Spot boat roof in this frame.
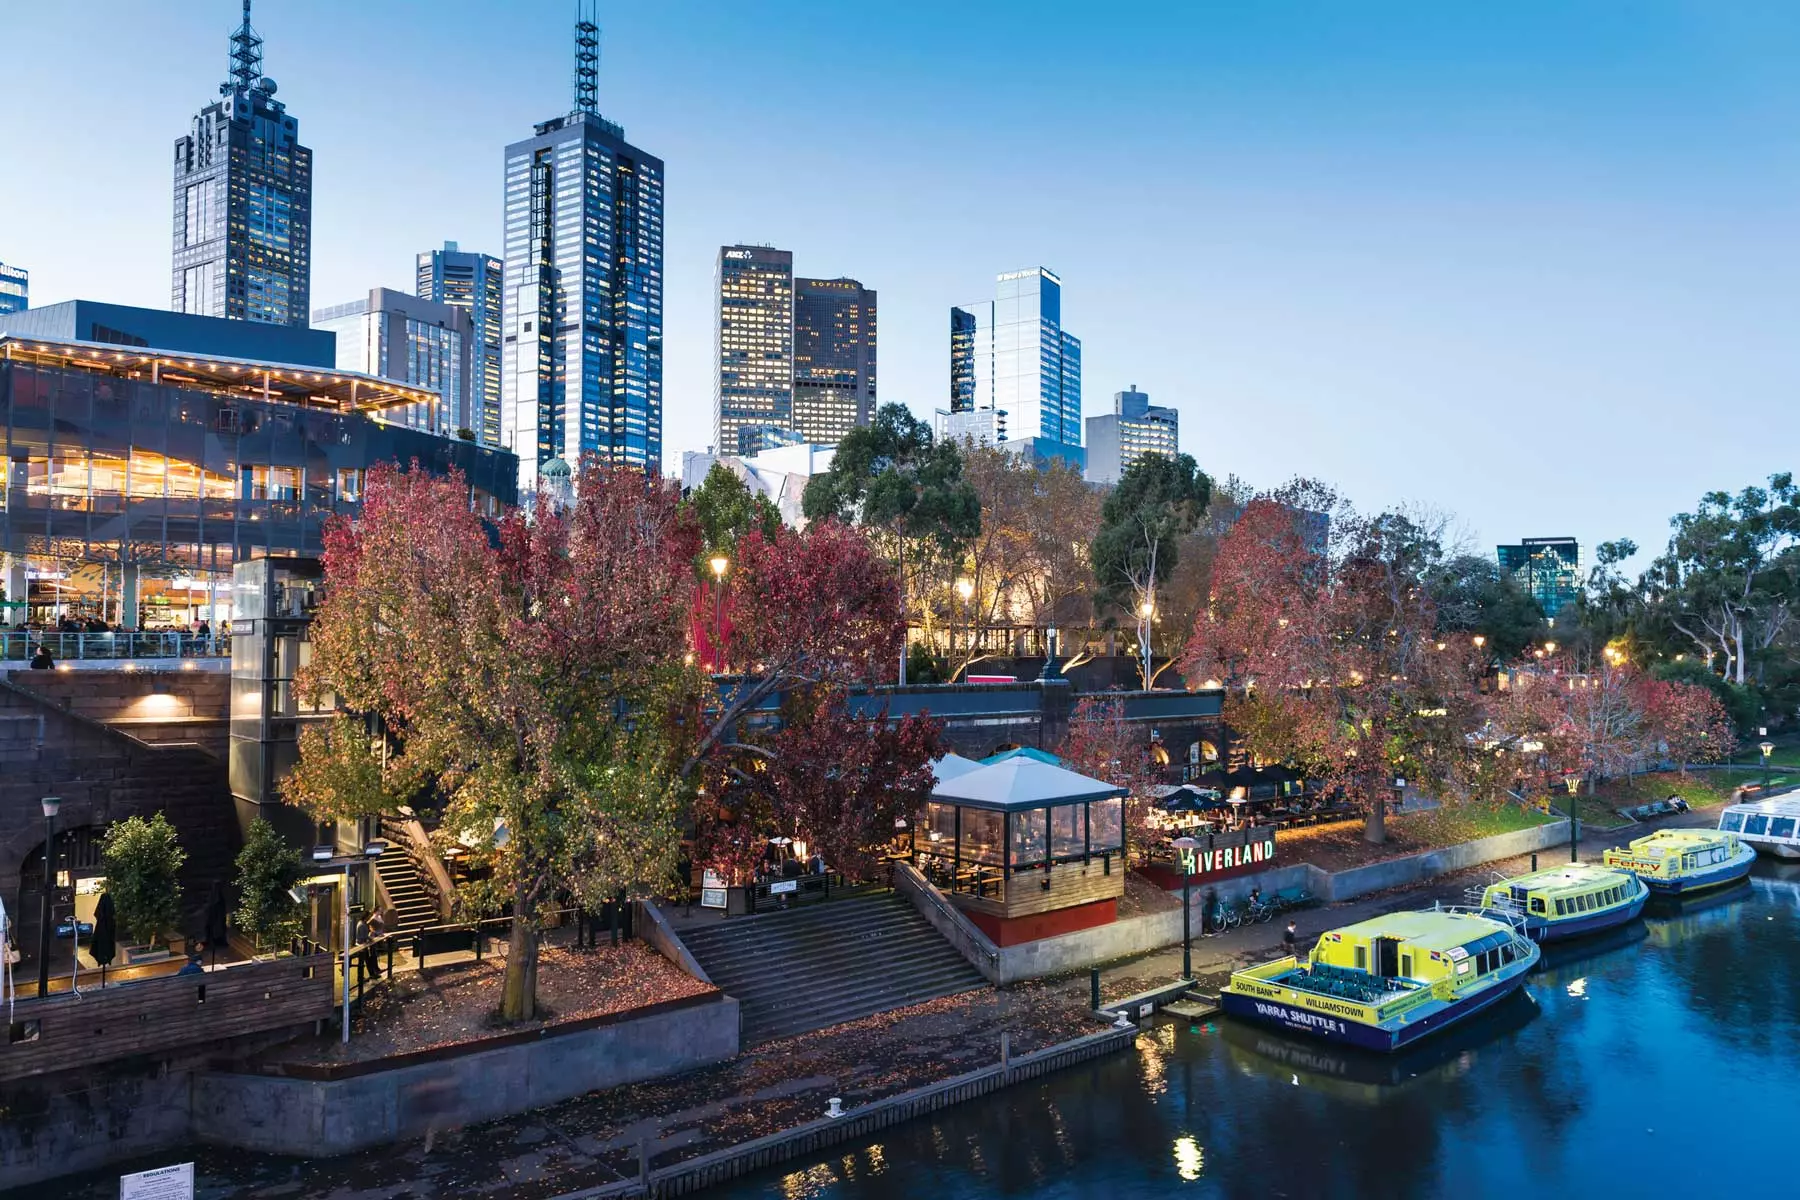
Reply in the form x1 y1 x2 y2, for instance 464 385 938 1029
1327 909 1510 951
1629 828 1735 851
1497 863 1634 893
1724 795 1800 817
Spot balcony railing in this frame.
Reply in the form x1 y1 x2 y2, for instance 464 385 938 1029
0 630 228 662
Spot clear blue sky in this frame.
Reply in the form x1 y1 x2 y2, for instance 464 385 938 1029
5 1 1798 569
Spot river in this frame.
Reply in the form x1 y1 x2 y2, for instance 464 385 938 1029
710 862 1800 1200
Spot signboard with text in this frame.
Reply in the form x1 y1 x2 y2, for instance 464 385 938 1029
120 1162 194 1200
1177 827 1278 882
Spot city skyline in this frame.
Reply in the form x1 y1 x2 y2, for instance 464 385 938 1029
4 1 1798 569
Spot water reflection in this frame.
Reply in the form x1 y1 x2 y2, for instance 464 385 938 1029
715 868 1800 1199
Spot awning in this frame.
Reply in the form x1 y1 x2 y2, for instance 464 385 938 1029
930 756 1127 812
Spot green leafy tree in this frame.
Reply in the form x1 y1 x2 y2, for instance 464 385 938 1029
1427 554 1545 664
802 404 980 647
686 462 780 562
1091 453 1211 685
101 813 187 948
232 818 306 952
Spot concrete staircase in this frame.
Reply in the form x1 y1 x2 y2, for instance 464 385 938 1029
674 891 988 1044
373 847 439 932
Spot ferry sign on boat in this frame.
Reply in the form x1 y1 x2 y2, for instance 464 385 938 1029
1475 863 1648 942
1602 828 1756 895
1220 909 1539 1053
1718 795 1800 859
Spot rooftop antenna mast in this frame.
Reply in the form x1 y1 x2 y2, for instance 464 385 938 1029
227 0 264 94
574 0 600 115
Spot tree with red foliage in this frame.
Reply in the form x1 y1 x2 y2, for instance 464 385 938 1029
1057 696 1162 860
286 461 701 1022
1182 497 1487 843
1645 676 1738 772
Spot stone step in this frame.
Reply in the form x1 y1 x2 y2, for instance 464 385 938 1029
708 940 974 1004
692 928 966 980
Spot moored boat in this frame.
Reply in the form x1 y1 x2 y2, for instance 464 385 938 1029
1718 796 1800 859
1220 909 1539 1053
1602 828 1755 895
1474 863 1648 942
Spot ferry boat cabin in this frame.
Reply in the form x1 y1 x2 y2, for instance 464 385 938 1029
1478 864 1648 941
1719 796 1800 859
1602 828 1756 895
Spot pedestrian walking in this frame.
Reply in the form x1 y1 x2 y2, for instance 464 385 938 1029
1283 920 1299 952
356 910 386 981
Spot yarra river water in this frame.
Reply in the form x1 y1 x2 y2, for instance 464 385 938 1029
715 863 1800 1200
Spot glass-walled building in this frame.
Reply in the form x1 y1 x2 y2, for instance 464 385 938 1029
1497 537 1581 618
714 246 794 455
417 242 503 446
313 288 475 442
0 262 27 316
947 267 1082 470
0 335 517 620
792 276 876 446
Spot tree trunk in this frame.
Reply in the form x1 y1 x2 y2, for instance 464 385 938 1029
1364 796 1387 844
500 888 538 1023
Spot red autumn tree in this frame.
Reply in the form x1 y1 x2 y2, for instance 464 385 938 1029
1182 498 1487 843
286 461 702 1022
1057 695 1163 860
1644 677 1737 772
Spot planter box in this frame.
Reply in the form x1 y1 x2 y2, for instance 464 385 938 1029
121 944 172 966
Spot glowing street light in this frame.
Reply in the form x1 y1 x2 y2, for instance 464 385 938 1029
709 554 730 673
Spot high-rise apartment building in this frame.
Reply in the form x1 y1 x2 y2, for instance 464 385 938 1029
1085 386 1179 485
502 7 664 494
714 246 794 455
792 276 876 446
947 268 1082 468
0 262 26 316
171 1 312 327
418 242 503 447
313 289 474 440
1497 537 1582 618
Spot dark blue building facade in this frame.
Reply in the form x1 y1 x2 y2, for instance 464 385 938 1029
0 300 335 368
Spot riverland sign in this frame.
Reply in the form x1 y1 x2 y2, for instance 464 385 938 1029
1178 827 1278 881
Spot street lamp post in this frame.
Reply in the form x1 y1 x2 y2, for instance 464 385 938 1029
1565 776 1582 862
37 796 60 996
1171 836 1199 980
955 577 974 677
315 841 388 1045
1138 598 1156 689
709 554 730 673
1760 737 1775 793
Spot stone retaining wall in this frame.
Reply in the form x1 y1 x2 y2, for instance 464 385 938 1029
191 992 740 1156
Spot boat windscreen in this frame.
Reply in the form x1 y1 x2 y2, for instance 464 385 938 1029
1720 811 1746 831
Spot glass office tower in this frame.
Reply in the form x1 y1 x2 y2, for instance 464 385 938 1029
312 289 475 441
714 246 794 455
502 12 663 496
0 263 26 316
792 276 876 446
171 1 312 327
1497 538 1582 618
948 267 1082 467
417 242 503 447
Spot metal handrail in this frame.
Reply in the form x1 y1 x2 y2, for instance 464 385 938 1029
0 630 229 662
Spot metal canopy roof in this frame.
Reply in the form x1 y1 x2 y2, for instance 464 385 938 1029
930 753 986 786
0 335 440 416
929 756 1127 812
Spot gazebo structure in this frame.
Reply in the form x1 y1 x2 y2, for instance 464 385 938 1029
915 754 1127 945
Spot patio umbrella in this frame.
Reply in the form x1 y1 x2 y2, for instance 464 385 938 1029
90 892 117 986
205 882 230 966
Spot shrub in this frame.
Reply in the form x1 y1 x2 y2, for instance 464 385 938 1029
101 813 187 947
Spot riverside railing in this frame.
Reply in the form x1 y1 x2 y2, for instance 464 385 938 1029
0 630 228 662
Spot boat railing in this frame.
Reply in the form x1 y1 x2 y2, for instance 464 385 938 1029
1432 900 1530 936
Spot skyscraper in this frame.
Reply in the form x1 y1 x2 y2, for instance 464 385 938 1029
792 276 876 445
0 262 25 316
1497 537 1582 617
502 4 664 494
418 242 503 447
714 246 794 455
947 267 1082 469
312 289 475 440
171 1 312 327
1085 386 1179 485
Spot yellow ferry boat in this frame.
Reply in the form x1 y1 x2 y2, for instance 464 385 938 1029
1474 863 1648 942
1220 909 1539 1052
1602 828 1755 895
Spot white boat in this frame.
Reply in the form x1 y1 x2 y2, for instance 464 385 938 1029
1718 795 1800 859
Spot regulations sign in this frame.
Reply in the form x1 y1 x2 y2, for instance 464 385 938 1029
120 1162 194 1200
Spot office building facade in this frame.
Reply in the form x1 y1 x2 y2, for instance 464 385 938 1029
1085 385 1179 484
0 263 26 316
171 1 312 327
0 299 334 367
313 289 475 442
502 12 663 495
1497 537 1582 618
714 246 794 455
792 276 876 445
948 267 1082 468
417 242 503 448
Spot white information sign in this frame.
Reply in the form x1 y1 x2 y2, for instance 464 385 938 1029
769 879 799 895
120 1162 194 1200
700 888 728 909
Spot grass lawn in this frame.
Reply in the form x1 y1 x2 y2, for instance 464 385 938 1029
1572 768 1795 830
1278 802 1554 873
